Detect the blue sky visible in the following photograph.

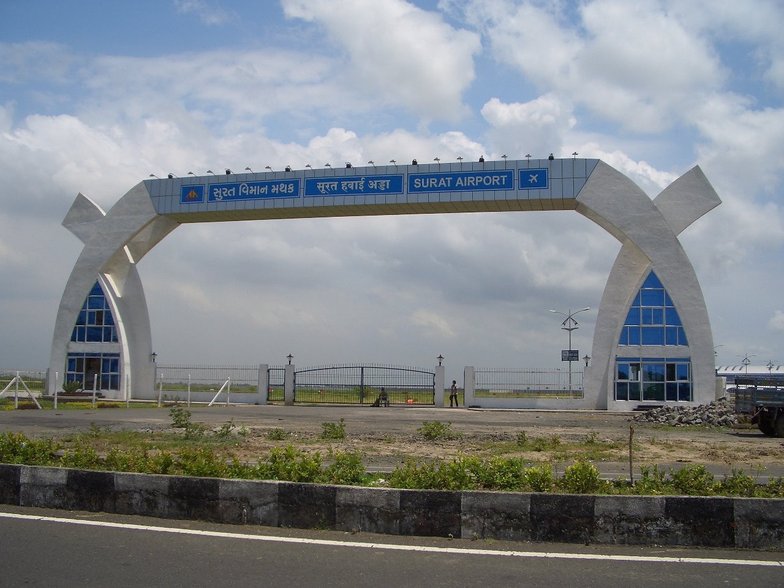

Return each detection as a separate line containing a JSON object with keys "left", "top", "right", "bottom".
{"left": 1, "top": 0, "right": 783, "bottom": 378}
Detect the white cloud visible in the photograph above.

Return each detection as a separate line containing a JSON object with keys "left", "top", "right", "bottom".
{"left": 769, "top": 310, "right": 784, "bottom": 332}
{"left": 173, "top": 0, "right": 235, "bottom": 25}
{"left": 281, "top": 0, "right": 481, "bottom": 121}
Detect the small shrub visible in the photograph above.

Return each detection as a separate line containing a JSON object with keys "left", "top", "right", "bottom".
{"left": 634, "top": 464, "right": 669, "bottom": 495}
{"left": 670, "top": 464, "right": 715, "bottom": 496}
{"left": 560, "top": 460, "right": 605, "bottom": 494}
{"left": 169, "top": 406, "right": 192, "bottom": 429}
{"left": 257, "top": 445, "right": 323, "bottom": 482}
{"left": 0, "top": 432, "right": 58, "bottom": 465}
{"left": 321, "top": 450, "right": 367, "bottom": 485}
{"left": 62, "top": 380, "right": 82, "bottom": 394}
{"left": 388, "top": 458, "right": 440, "bottom": 489}
{"left": 529, "top": 435, "right": 561, "bottom": 452}
{"left": 320, "top": 418, "right": 347, "bottom": 440}
{"left": 515, "top": 431, "right": 527, "bottom": 447}
{"left": 266, "top": 428, "right": 288, "bottom": 440}
{"left": 524, "top": 463, "right": 554, "bottom": 492}
{"left": 718, "top": 469, "right": 757, "bottom": 497}
{"left": 418, "top": 421, "right": 459, "bottom": 441}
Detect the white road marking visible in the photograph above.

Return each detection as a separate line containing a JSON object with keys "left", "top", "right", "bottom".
{"left": 1, "top": 511, "right": 781, "bottom": 568}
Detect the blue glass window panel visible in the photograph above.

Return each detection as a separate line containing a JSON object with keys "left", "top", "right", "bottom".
{"left": 678, "top": 328, "right": 688, "bottom": 346}
{"left": 666, "top": 364, "right": 676, "bottom": 380}
{"left": 645, "top": 363, "right": 666, "bottom": 381}
{"left": 640, "top": 289, "right": 665, "bottom": 307}
{"left": 642, "top": 272, "right": 663, "bottom": 289}
{"left": 102, "top": 327, "right": 112, "bottom": 342}
{"left": 664, "top": 292, "right": 674, "bottom": 306}
{"left": 642, "top": 308, "right": 663, "bottom": 325}
{"left": 666, "top": 382, "right": 678, "bottom": 401}
{"left": 76, "top": 310, "right": 87, "bottom": 325}
{"left": 625, "top": 307, "right": 640, "bottom": 325}
{"left": 616, "top": 382, "right": 628, "bottom": 400}
{"left": 71, "top": 326, "right": 85, "bottom": 342}
{"left": 629, "top": 382, "right": 641, "bottom": 401}
{"left": 89, "top": 282, "right": 102, "bottom": 296}
{"left": 67, "top": 358, "right": 77, "bottom": 371}
{"left": 87, "top": 296, "right": 104, "bottom": 310}
{"left": 641, "top": 327, "right": 664, "bottom": 345}
{"left": 665, "top": 327, "right": 679, "bottom": 345}
{"left": 643, "top": 383, "right": 665, "bottom": 401}
{"left": 617, "top": 363, "right": 630, "bottom": 380}
{"left": 676, "top": 363, "right": 689, "bottom": 380}
{"left": 618, "top": 328, "right": 629, "bottom": 345}
{"left": 104, "top": 312, "right": 114, "bottom": 326}
{"left": 678, "top": 383, "right": 691, "bottom": 401}
{"left": 665, "top": 308, "right": 682, "bottom": 326}
{"left": 86, "top": 326, "right": 103, "bottom": 341}
{"left": 628, "top": 327, "right": 641, "bottom": 345}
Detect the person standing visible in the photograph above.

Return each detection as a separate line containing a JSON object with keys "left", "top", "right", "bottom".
{"left": 449, "top": 380, "right": 458, "bottom": 407}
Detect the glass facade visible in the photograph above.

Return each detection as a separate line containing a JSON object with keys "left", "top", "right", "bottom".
{"left": 71, "top": 281, "right": 118, "bottom": 343}
{"left": 615, "top": 272, "right": 692, "bottom": 402}
{"left": 615, "top": 357, "right": 691, "bottom": 401}
{"left": 618, "top": 272, "right": 688, "bottom": 347}
{"left": 66, "top": 352, "right": 120, "bottom": 390}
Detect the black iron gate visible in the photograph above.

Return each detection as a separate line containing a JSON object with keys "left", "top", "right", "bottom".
{"left": 293, "top": 364, "right": 435, "bottom": 405}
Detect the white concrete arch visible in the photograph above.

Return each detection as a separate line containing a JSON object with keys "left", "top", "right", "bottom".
{"left": 48, "top": 158, "right": 720, "bottom": 408}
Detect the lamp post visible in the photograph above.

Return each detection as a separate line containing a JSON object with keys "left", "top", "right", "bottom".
{"left": 550, "top": 307, "right": 590, "bottom": 392}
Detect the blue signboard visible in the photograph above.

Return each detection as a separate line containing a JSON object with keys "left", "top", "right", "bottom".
{"left": 180, "top": 185, "right": 205, "bottom": 204}
{"left": 206, "top": 180, "right": 300, "bottom": 202}
{"left": 408, "top": 170, "right": 514, "bottom": 193}
{"left": 305, "top": 175, "right": 403, "bottom": 197}
{"left": 518, "top": 168, "right": 548, "bottom": 190}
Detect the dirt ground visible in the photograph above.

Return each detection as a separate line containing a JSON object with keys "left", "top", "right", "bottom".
{"left": 1, "top": 404, "right": 781, "bottom": 476}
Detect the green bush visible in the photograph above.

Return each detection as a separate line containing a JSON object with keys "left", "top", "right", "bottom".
{"left": 524, "top": 463, "right": 554, "bottom": 492}
{"left": 718, "top": 469, "right": 757, "bottom": 497}
{"left": 256, "top": 445, "right": 323, "bottom": 482}
{"left": 320, "top": 419, "right": 347, "bottom": 440}
{"left": 671, "top": 464, "right": 715, "bottom": 496}
{"left": 417, "top": 421, "right": 459, "bottom": 441}
{"left": 321, "top": 450, "right": 367, "bottom": 485}
{"left": 266, "top": 428, "right": 288, "bottom": 440}
{"left": 560, "top": 460, "right": 605, "bottom": 494}
{"left": 0, "top": 432, "right": 59, "bottom": 465}
{"left": 633, "top": 464, "right": 669, "bottom": 495}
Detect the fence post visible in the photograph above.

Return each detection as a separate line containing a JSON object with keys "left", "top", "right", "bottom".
{"left": 464, "top": 366, "right": 476, "bottom": 407}
{"left": 434, "top": 364, "right": 445, "bottom": 407}
{"left": 284, "top": 363, "right": 295, "bottom": 406}
{"left": 257, "top": 364, "right": 269, "bottom": 405}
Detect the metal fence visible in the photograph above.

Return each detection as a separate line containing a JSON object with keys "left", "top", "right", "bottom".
{"left": 474, "top": 368, "right": 585, "bottom": 399}
{"left": 155, "top": 364, "right": 261, "bottom": 403}
{"left": 267, "top": 366, "right": 285, "bottom": 403}
{"left": 294, "top": 364, "right": 435, "bottom": 405}
{"left": 0, "top": 370, "right": 47, "bottom": 393}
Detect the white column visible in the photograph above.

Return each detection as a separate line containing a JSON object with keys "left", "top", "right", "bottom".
{"left": 434, "top": 364, "right": 445, "bottom": 407}
{"left": 463, "top": 366, "right": 475, "bottom": 407}
{"left": 257, "top": 364, "right": 269, "bottom": 405}
{"left": 284, "top": 364, "right": 295, "bottom": 406}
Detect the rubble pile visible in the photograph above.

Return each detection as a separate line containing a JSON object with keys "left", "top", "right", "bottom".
{"left": 632, "top": 397, "right": 738, "bottom": 427}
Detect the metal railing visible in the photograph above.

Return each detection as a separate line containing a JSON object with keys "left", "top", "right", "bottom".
{"left": 474, "top": 368, "right": 585, "bottom": 399}
{"left": 294, "top": 364, "right": 435, "bottom": 405}
{"left": 155, "top": 364, "right": 261, "bottom": 404}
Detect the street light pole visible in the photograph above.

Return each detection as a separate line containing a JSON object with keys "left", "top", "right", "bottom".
{"left": 550, "top": 307, "right": 590, "bottom": 392}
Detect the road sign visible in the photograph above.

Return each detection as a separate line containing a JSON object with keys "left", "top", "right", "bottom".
{"left": 562, "top": 350, "right": 579, "bottom": 362}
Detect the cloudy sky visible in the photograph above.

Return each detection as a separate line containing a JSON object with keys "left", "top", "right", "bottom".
{"left": 1, "top": 0, "right": 783, "bottom": 380}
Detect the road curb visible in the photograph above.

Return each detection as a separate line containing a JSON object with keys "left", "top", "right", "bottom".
{"left": 1, "top": 463, "right": 783, "bottom": 548}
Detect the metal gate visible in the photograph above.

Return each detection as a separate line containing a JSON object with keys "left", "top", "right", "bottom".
{"left": 294, "top": 364, "right": 435, "bottom": 405}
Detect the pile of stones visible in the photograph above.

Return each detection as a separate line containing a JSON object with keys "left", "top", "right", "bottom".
{"left": 631, "top": 396, "right": 738, "bottom": 427}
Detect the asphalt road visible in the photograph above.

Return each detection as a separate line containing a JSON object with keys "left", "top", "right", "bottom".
{"left": 2, "top": 506, "right": 782, "bottom": 587}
